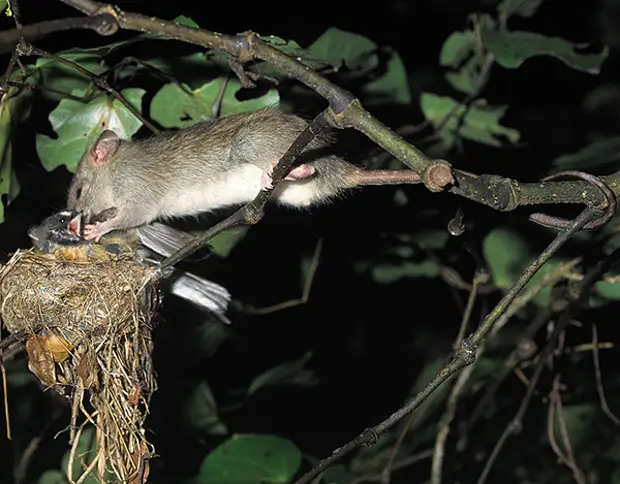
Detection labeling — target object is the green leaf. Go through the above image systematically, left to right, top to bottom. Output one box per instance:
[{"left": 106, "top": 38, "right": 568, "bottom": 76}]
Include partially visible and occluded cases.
[
  {"left": 1, "top": 0, "right": 8, "bottom": 14},
  {"left": 498, "top": 0, "right": 547, "bottom": 19},
  {"left": 174, "top": 15, "right": 199, "bottom": 28},
  {"left": 309, "top": 27, "right": 378, "bottom": 71},
  {"left": 308, "top": 28, "right": 410, "bottom": 106},
  {"left": 482, "top": 30, "right": 609, "bottom": 74},
  {"left": 440, "top": 31, "right": 476, "bottom": 68},
  {"left": 247, "top": 35, "right": 330, "bottom": 77},
  {"left": 261, "top": 35, "right": 303, "bottom": 55},
  {"left": 359, "top": 47, "right": 411, "bottom": 106},
  {"left": 35, "top": 50, "right": 108, "bottom": 101},
  {"left": 121, "top": 52, "right": 217, "bottom": 85},
  {"left": 444, "top": 53, "right": 489, "bottom": 95},
  {"left": 445, "top": 70, "right": 478, "bottom": 95},
  {"left": 150, "top": 79, "right": 280, "bottom": 129},
  {"left": 0, "top": 88, "right": 30, "bottom": 223},
  {"left": 35, "top": 88, "right": 145, "bottom": 172},
  {"left": 420, "top": 93, "right": 520, "bottom": 147},
  {"left": 552, "top": 136, "right": 620, "bottom": 171},
  {"left": 209, "top": 227, "right": 251, "bottom": 258},
  {"left": 482, "top": 227, "right": 566, "bottom": 307},
  {"left": 483, "top": 227, "right": 530, "bottom": 289},
  {"left": 411, "top": 229, "right": 451, "bottom": 250},
  {"left": 371, "top": 260, "right": 439, "bottom": 284},
  {"left": 593, "top": 280, "right": 620, "bottom": 301},
  {"left": 184, "top": 318, "right": 232, "bottom": 359},
  {"left": 248, "top": 352, "right": 318, "bottom": 396},
  {"left": 184, "top": 381, "right": 228, "bottom": 436},
  {"left": 549, "top": 404, "right": 596, "bottom": 450},
  {"left": 60, "top": 427, "right": 115, "bottom": 483},
  {"left": 198, "top": 434, "right": 301, "bottom": 484},
  {"left": 37, "top": 470, "right": 65, "bottom": 484}
]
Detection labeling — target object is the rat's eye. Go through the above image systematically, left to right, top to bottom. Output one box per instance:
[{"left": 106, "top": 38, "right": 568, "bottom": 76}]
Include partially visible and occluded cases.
[{"left": 58, "top": 216, "right": 67, "bottom": 224}]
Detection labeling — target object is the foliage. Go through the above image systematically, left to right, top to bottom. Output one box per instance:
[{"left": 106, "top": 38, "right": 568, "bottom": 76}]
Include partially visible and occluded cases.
[{"left": 1, "top": 1, "right": 620, "bottom": 484}]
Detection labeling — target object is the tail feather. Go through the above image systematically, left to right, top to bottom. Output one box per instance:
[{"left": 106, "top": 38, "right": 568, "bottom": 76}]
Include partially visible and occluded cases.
[{"left": 136, "top": 223, "right": 232, "bottom": 324}]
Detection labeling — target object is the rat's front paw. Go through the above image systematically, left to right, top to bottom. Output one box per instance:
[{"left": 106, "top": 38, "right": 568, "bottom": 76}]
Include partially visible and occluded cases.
[
  {"left": 260, "top": 168, "right": 275, "bottom": 191},
  {"left": 83, "top": 223, "right": 104, "bottom": 242}
]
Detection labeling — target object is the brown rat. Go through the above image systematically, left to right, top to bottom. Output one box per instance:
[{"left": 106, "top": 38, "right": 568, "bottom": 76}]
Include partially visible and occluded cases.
[{"left": 67, "top": 107, "right": 422, "bottom": 241}]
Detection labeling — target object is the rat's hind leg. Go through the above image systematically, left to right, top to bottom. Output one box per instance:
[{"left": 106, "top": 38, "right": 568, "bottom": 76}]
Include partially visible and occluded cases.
[{"left": 260, "top": 162, "right": 316, "bottom": 190}]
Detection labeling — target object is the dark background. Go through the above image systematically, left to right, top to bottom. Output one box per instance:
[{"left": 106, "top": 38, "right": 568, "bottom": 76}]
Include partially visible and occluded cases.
[{"left": 1, "top": 0, "right": 618, "bottom": 482}]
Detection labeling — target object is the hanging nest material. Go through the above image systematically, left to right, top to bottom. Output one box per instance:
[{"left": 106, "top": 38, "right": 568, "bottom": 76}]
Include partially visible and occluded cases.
[{"left": 0, "top": 248, "right": 162, "bottom": 484}]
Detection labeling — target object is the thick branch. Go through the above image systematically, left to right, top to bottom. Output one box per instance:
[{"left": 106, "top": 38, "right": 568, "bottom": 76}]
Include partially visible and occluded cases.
[
  {"left": 52, "top": 0, "right": 439, "bottom": 181},
  {"left": 0, "top": 2, "right": 616, "bottom": 211},
  {"left": 0, "top": 15, "right": 117, "bottom": 54},
  {"left": 448, "top": 171, "right": 620, "bottom": 212}
]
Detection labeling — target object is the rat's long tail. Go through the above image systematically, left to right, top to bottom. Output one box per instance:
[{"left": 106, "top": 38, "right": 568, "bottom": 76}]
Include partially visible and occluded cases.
[{"left": 137, "top": 223, "right": 232, "bottom": 324}]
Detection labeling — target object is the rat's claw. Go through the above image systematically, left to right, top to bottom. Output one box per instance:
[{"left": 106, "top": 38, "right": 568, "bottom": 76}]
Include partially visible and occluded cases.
[
  {"left": 260, "top": 168, "right": 275, "bottom": 191},
  {"left": 83, "top": 223, "right": 103, "bottom": 243}
]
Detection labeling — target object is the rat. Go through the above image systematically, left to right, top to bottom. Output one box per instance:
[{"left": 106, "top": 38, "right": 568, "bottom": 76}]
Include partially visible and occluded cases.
[
  {"left": 66, "top": 107, "right": 422, "bottom": 241},
  {"left": 27, "top": 210, "right": 232, "bottom": 322}
]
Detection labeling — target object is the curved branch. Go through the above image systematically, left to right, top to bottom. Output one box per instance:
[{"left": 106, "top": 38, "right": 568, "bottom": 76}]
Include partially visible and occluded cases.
[
  {"left": 0, "top": 2, "right": 605, "bottom": 213},
  {"left": 0, "top": 14, "right": 117, "bottom": 54}
]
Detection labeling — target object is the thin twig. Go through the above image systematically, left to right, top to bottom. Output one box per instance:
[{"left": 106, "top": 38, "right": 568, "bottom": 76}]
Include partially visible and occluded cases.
[
  {"left": 0, "top": 15, "right": 118, "bottom": 55},
  {"left": 15, "top": 41, "right": 159, "bottom": 134},
  {"left": 294, "top": 207, "right": 598, "bottom": 484},
  {"left": 244, "top": 238, "right": 324, "bottom": 315},
  {"left": 476, "top": 245, "right": 620, "bottom": 484},
  {"left": 430, "top": 270, "right": 483, "bottom": 484},
  {"left": 465, "top": 309, "right": 551, "bottom": 434},
  {"left": 591, "top": 324, "right": 620, "bottom": 425},
  {"left": 1, "top": 356, "right": 10, "bottom": 440},
  {"left": 548, "top": 376, "right": 586, "bottom": 484},
  {"left": 14, "top": 407, "right": 62, "bottom": 484},
  {"left": 350, "top": 449, "right": 434, "bottom": 484}
]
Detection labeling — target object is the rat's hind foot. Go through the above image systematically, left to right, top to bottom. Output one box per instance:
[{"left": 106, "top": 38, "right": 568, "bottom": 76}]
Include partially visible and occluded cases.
[{"left": 285, "top": 163, "right": 316, "bottom": 181}]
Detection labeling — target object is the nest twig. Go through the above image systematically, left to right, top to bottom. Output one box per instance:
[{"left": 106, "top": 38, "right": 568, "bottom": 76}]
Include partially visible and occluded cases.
[{"left": 0, "top": 248, "right": 162, "bottom": 484}]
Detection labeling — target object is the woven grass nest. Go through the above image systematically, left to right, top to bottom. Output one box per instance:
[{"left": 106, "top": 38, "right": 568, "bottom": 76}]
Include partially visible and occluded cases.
[{"left": 0, "top": 247, "right": 162, "bottom": 484}]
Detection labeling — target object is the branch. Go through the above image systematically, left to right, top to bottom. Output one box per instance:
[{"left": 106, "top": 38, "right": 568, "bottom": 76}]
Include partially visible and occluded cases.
[
  {"left": 44, "top": 0, "right": 470, "bottom": 194},
  {"left": 2, "top": 3, "right": 620, "bottom": 217},
  {"left": 0, "top": 14, "right": 117, "bottom": 55},
  {"left": 14, "top": 41, "right": 160, "bottom": 134},
  {"left": 292, "top": 206, "right": 599, "bottom": 484},
  {"left": 476, "top": 245, "right": 620, "bottom": 484}
]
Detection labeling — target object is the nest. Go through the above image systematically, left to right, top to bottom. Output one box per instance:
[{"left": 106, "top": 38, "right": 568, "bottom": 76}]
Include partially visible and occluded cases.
[{"left": 0, "top": 248, "right": 162, "bottom": 484}]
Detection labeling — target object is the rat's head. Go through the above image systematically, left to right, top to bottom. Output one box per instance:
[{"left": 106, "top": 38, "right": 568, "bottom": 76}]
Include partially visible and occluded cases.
[{"left": 67, "top": 130, "right": 121, "bottom": 217}]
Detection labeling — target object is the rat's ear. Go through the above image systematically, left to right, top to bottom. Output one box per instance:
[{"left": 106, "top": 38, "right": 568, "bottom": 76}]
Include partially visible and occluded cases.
[
  {"left": 89, "top": 130, "right": 121, "bottom": 167},
  {"left": 284, "top": 163, "right": 316, "bottom": 181}
]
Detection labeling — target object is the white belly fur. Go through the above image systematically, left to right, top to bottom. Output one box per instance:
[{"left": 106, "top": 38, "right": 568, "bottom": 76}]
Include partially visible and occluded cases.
[
  {"left": 162, "top": 163, "right": 264, "bottom": 217},
  {"left": 274, "top": 180, "right": 324, "bottom": 207}
]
